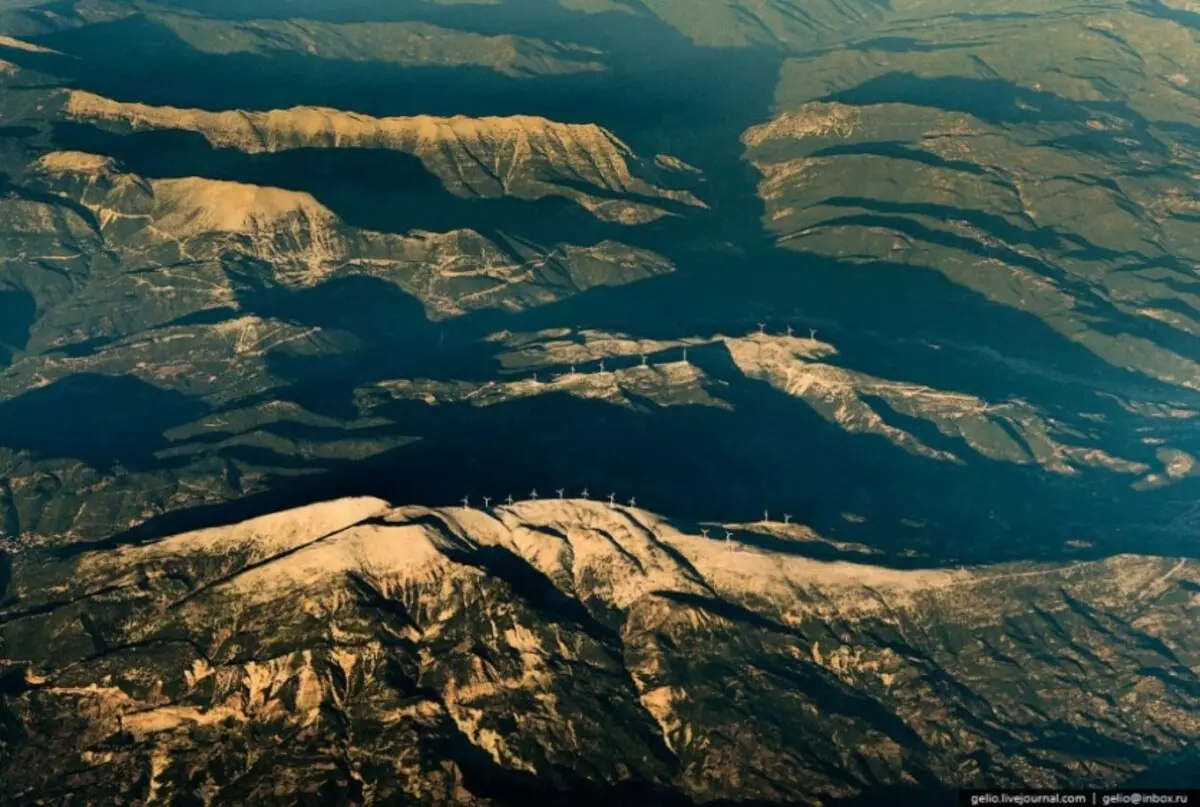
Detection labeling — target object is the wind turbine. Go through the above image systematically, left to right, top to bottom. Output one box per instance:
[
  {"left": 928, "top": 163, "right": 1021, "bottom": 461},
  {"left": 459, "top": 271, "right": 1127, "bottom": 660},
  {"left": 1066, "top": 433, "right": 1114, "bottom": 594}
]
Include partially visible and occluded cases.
[
  {"left": 757, "top": 321, "right": 766, "bottom": 335},
  {"left": 786, "top": 325, "right": 794, "bottom": 337},
  {"left": 809, "top": 327, "right": 818, "bottom": 340},
  {"left": 681, "top": 346, "right": 688, "bottom": 362},
  {"left": 640, "top": 353, "right": 648, "bottom": 367},
  {"left": 599, "top": 359, "right": 606, "bottom": 372},
  {"left": 570, "top": 364, "right": 576, "bottom": 375},
  {"left": 581, "top": 487, "right": 590, "bottom": 500},
  {"left": 530, "top": 488, "right": 539, "bottom": 500},
  {"left": 556, "top": 488, "right": 565, "bottom": 499},
  {"left": 607, "top": 493, "right": 616, "bottom": 506},
  {"left": 505, "top": 494, "right": 514, "bottom": 505},
  {"left": 461, "top": 495, "right": 470, "bottom": 508},
  {"left": 628, "top": 495, "right": 637, "bottom": 507},
  {"left": 482, "top": 496, "right": 492, "bottom": 508},
  {"left": 763, "top": 509, "right": 770, "bottom": 523},
  {"left": 783, "top": 513, "right": 792, "bottom": 524},
  {"left": 701, "top": 527, "right": 710, "bottom": 538},
  {"left": 724, "top": 529, "right": 734, "bottom": 551}
]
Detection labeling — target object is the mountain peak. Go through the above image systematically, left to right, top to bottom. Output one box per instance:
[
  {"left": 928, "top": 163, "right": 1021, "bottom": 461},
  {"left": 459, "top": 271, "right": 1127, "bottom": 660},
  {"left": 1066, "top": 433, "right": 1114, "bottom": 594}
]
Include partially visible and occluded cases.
[{"left": 3, "top": 496, "right": 1196, "bottom": 802}]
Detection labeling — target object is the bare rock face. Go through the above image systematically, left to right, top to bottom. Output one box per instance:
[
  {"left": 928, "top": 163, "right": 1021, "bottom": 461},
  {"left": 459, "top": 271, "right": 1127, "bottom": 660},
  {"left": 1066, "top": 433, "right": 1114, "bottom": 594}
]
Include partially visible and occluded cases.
[
  {"left": 1, "top": 2, "right": 1199, "bottom": 803},
  {"left": 0, "top": 79, "right": 688, "bottom": 551},
  {"left": 61, "top": 91, "right": 707, "bottom": 225},
  {"left": 22, "top": 147, "right": 678, "bottom": 319},
  {"left": 0, "top": 153, "right": 677, "bottom": 416},
  {"left": 2, "top": 498, "right": 1196, "bottom": 804}
]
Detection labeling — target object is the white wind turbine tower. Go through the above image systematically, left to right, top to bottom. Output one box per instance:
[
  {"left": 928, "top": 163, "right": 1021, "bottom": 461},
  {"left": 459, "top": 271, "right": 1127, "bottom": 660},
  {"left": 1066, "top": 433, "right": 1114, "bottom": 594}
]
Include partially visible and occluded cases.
[
  {"left": 757, "top": 321, "right": 766, "bottom": 335},
  {"left": 786, "top": 325, "right": 794, "bottom": 337},
  {"left": 809, "top": 327, "right": 818, "bottom": 340},
  {"left": 681, "top": 346, "right": 688, "bottom": 363},
  {"left": 640, "top": 353, "right": 648, "bottom": 367},
  {"left": 599, "top": 359, "right": 606, "bottom": 373},
  {"left": 581, "top": 487, "right": 590, "bottom": 500},
  {"left": 530, "top": 488, "right": 539, "bottom": 500},
  {"left": 556, "top": 488, "right": 565, "bottom": 499},
  {"left": 607, "top": 493, "right": 617, "bottom": 506},
  {"left": 505, "top": 494, "right": 514, "bottom": 505},
  {"left": 460, "top": 495, "right": 470, "bottom": 508},
  {"left": 628, "top": 495, "right": 637, "bottom": 507},
  {"left": 482, "top": 496, "right": 492, "bottom": 508},
  {"left": 763, "top": 508, "right": 769, "bottom": 523},
  {"left": 783, "top": 513, "right": 792, "bottom": 524},
  {"left": 701, "top": 527, "right": 710, "bottom": 538},
  {"left": 724, "top": 529, "right": 734, "bottom": 551}
]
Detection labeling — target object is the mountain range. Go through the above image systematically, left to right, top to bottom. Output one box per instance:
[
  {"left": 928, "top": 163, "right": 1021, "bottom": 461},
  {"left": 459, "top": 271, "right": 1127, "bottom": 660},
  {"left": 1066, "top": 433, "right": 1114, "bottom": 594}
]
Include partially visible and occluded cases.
[{"left": 0, "top": 0, "right": 1198, "bottom": 803}]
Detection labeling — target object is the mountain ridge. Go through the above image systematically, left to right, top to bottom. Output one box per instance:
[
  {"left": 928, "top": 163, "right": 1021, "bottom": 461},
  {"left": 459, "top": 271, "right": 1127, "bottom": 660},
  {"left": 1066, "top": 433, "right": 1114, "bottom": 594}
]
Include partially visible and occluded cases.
[
  {"left": 0, "top": 2, "right": 1199, "bottom": 800},
  {"left": 60, "top": 89, "right": 708, "bottom": 223},
  {"left": 1, "top": 496, "right": 1196, "bottom": 804}
]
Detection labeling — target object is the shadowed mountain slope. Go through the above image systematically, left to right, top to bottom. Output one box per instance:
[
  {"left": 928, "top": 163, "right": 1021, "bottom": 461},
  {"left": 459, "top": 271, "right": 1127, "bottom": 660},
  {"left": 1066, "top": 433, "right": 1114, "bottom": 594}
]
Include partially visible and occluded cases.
[{"left": 0, "top": 0, "right": 1198, "bottom": 801}]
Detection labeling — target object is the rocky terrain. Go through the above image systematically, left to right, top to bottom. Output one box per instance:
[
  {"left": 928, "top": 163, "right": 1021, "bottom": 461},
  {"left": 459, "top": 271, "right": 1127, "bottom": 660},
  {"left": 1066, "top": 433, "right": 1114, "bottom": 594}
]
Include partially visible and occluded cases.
[
  {"left": 0, "top": 0, "right": 1198, "bottom": 802},
  {"left": 744, "top": 7, "right": 1200, "bottom": 393},
  {"left": 58, "top": 90, "right": 705, "bottom": 224},
  {"left": 2, "top": 497, "right": 1198, "bottom": 805}
]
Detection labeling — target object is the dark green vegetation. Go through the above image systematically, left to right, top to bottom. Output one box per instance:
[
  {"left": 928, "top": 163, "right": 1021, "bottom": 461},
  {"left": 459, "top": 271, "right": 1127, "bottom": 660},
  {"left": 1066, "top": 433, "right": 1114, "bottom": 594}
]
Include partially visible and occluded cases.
[{"left": 0, "top": 0, "right": 1198, "bottom": 802}]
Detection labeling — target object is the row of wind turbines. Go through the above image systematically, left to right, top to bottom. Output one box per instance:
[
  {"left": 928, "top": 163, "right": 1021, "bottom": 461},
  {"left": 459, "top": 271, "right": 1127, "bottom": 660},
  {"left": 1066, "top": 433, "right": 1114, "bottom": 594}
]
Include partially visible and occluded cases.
[
  {"left": 473, "top": 320, "right": 821, "bottom": 551},
  {"left": 526, "top": 322, "right": 820, "bottom": 382},
  {"left": 760, "top": 322, "right": 819, "bottom": 340},
  {"left": 459, "top": 489, "right": 635, "bottom": 509},
  {"left": 456, "top": 492, "right": 797, "bottom": 552}
]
